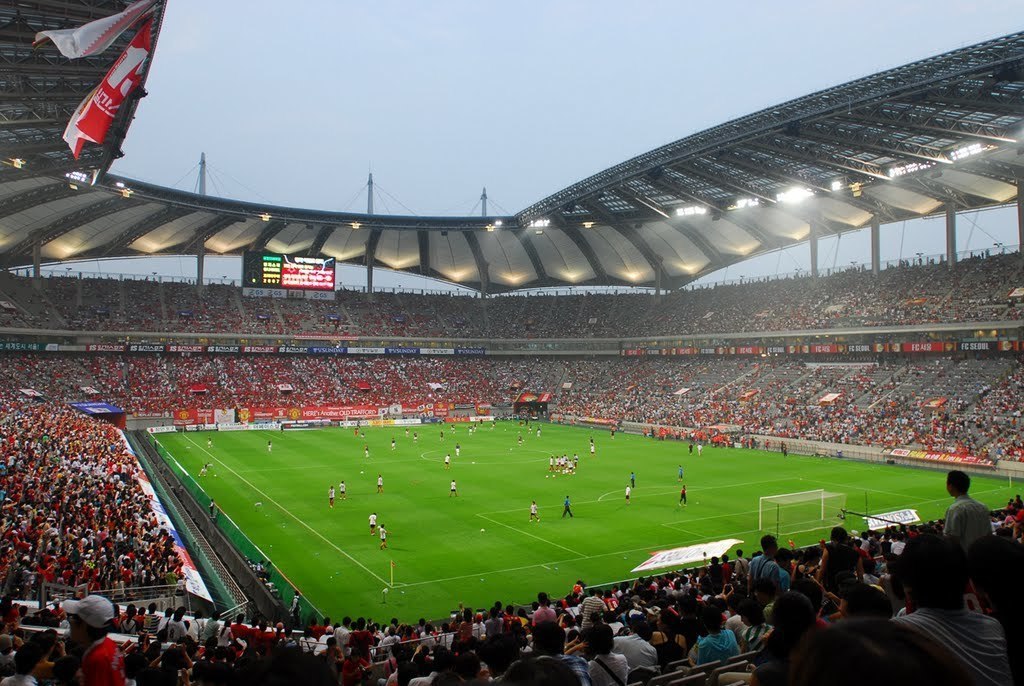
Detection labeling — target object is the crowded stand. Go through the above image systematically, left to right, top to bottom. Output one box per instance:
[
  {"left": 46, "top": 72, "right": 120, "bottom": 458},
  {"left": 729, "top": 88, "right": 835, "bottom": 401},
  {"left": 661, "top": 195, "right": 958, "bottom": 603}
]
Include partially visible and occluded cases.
[
  {"left": 1, "top": 252, "right": 1021, "bottom": 339},
  {"left": 0, "top": 352, "right": 1022, "bottom": 462},
  {"left": 0, "top": 403, "right": 185, "bottom": 599},
  {"left": 0, "top": 479, "right": 1020, "bottom": 686}
]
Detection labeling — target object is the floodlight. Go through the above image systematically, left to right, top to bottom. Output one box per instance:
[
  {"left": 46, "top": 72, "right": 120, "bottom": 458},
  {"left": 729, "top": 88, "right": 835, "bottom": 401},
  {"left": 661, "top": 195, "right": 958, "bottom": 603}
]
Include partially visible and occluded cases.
[
  {"left": 830, "top": 180, "right": 843, "bottom": 191},
  {"left": 776, "top": 188, "right": 813, "bottom": 204}
]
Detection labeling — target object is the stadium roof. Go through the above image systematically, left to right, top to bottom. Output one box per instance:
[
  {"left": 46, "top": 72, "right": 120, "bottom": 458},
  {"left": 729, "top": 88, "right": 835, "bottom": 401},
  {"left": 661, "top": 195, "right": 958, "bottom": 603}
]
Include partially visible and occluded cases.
[{"left": 1, "top": 9, "right": 1023, "bottom": 292}]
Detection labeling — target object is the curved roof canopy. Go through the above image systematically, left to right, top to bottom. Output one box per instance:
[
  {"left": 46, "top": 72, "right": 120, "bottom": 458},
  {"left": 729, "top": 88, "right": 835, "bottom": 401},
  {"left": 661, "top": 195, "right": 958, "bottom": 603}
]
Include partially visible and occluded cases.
[{"left": 1, "top": 6, "right": 1023, "bottom": 292}]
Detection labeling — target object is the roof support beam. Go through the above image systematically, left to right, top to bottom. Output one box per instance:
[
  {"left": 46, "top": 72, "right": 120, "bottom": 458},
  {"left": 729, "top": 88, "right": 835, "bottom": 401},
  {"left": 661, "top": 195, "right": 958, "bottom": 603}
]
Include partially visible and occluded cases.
[
  {"left": 914, "top": 94, "right": 1024, "bottom": 117},
  {"left": 839, "top": 110, "right": 1017, "bottom": 144},
  {"left": 795, "top": 124, "right": 952, "bottom": 165},
  {"left": 750, "top": 138, "right": 890, "bottom": 181},
  {"left": 719, "top": 149, "right": 896, "bottom": 221},
  {"left": 673, "top": 161, "right": 778, "bottom": 206},
  {"left": 0, "top": 181, "right": 76, "bottom": 220},
  {"left": 4, "top": 196, "right": 141, "bottom": 261},
  {"left": 579, "top": 200, "right": 663, "bottom": 280},
  {"left": 99, "top": 205, "right": 194, "bottom": 256},
  {"left": 181, "top": 215, "right": 244, "bottom": 254},
  {"left": 248, "top": 219, "right": 288, "bottom": 252},
  {"left": 557, "top": 221, "right": 608, "bottom": 283},
  {"left": 308, "top": 224, "right": 333, "bottom": 255},
  {"left": 514, "top": 229, "right": 548, "bottom": 281},
  {"left": 417, "top": 231, "right": 430, "bottom": 276},
  {"left": 463, "top": 231, "right": 489, "bottom": 294}
]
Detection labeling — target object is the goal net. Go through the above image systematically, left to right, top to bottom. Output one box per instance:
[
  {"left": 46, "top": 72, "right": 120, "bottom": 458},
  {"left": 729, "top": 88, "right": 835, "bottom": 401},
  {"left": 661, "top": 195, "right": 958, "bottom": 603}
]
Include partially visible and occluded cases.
[{"left": 759, "top": 489, "right": 847, "bottom": 537}]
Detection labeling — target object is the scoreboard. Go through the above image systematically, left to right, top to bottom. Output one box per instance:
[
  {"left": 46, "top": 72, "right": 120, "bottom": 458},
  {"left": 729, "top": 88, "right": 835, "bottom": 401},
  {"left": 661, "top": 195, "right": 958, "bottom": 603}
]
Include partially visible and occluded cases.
[{"left": 242, "top": 251, "right": 335, "bottom": 292}]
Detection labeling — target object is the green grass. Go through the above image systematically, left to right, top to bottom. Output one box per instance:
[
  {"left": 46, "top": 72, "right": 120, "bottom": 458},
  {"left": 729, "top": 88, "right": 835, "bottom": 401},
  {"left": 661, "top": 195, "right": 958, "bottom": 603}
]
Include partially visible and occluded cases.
[{"left": 155, "top": 423, "right": 1014, "bottom": 620}]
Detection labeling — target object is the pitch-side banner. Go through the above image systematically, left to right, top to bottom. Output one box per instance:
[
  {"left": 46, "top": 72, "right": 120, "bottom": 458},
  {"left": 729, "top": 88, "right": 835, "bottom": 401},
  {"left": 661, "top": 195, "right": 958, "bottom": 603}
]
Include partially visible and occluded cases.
[
  {"left": 888, "top": 448, "right": 995, "bottom": 468},
  {"left": 863, "top": 509, "right": 920, "bottom": 531},
  {"left": 631, "top": 538, "right": 743, "bottom": 573}
]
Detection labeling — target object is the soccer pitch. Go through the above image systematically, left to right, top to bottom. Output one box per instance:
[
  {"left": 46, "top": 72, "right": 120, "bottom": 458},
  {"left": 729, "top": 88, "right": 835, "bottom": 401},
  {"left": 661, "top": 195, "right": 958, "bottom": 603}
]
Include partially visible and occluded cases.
[{"left": 155, "top": 423, "right": 1014, "bottom": 620}]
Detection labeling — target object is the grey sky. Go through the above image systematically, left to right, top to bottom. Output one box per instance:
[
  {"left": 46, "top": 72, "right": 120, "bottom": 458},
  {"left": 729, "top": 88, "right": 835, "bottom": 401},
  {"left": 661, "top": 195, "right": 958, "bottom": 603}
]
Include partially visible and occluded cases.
[{"left": 91, "top": 1, "right": 1024, "bottom": 290}]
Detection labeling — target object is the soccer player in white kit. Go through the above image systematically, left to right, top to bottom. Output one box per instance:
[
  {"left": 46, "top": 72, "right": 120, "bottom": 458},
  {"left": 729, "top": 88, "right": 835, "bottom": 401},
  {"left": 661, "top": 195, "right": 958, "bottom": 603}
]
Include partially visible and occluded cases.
[
  {"left": 207, "top": 437, "right": 212, "bottom": 449},
  {"left": 391, "top": 438, "right": 396, "bottom": 451},
  {"left": 267, "top": 439, "right": 273, "bottom": 453},
  {"left": 589, "top": 442, "right": 595, "bottom": 456},
  {"left": 697, "top": 443, "right": 704, "bottom": 457},
  {"left": 455, "top": 444, "right": 461, "bottom": 458},
  {"left": 365, "top": 445, "right": 370, "bottom": 459},
  {"left": 444, "top": 454, "right": 451, "bottom": 470},
  {"left": 549, "top": 456, "right": 555, "bottom": 472},
  {"left": 377, "top": 474, "right": 384, "bottom": 493},
  {"left": 450, "top": 480, "right": 458, "bottom": 497},
  {"left": 339, "top": 481, "right": 346, "bottom": 500},
  {"left": 625, "top": 485, "right": 631, "bottom": 504},
  {"left": 329, "top": 486, "right": 335, "bottom": 508},
  {"left": 530, "top": 501, "right": 540, "bottom": 523},
  {"left": 369, "top": 512, "right": 377, "bottom": 535},
  {"left": 379, "top": 525, "right": 388, "bottom": 549}
]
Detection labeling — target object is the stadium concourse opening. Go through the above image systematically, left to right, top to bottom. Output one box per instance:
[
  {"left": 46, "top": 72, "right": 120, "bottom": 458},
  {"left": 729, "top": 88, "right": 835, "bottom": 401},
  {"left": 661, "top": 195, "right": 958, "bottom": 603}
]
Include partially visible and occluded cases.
[
  {"left": 1, "top": 5, "right": 1024, "bottom": 683},
  {"left": 513, "top": 391, "right": 551, "bottom": 418}
]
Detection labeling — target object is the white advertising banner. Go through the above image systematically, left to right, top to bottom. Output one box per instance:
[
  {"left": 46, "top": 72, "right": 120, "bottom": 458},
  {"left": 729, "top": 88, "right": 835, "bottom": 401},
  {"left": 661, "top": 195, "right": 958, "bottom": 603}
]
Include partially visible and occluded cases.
[
  {"left": 863, "top": 509, "right": 920, "bottom": 531},
  {"left": 631, "top": 538, "right": 742, "bottom": 573}
]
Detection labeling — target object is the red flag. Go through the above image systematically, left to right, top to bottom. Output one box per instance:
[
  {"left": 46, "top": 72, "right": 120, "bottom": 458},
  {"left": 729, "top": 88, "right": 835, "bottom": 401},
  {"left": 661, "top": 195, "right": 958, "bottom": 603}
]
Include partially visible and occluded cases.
[{"left": 64, "top": 20, "right": 152, "bottom": 158}]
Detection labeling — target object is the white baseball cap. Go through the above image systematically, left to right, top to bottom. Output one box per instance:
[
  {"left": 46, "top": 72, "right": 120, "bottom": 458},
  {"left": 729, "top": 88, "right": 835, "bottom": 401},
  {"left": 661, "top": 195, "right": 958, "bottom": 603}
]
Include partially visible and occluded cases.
[{"left": 63, "top": 595, "right": 116, "bottom": 629}]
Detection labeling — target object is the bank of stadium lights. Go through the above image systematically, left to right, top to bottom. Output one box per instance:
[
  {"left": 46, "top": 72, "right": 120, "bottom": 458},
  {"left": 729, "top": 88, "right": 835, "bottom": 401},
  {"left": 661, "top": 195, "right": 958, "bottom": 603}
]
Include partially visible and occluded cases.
[
  {"left": 949, "top": 142, "right": 989, "bottom": 161},
  {"left": 9, "top": 158, "right": 25, "bottom": 169},
  {"left": 887, "top": 161, "right": 934, "bottom": 178},
  {"left": 64, "top": 170, "right": 91, "bottom": 189},
  {"left": 830, "top": 180, "right": 843, "bottom": 191},
  {"left": 776, "top": 187, "right": 814, "bottom": 204},
  {"left": 734, "top": 198, "right": 759, "bottom": 210},
  {"left": 675, "top": 206, "right": 707, "bottom": 217},
  {"left": 259, "top": 213, "right": 272, "bottom": 222},
  {"left": 528, "top": 219, "right": 550, "bottom": 229},
  {"left": 494, "top": 220, "right": 503, "bottom": 227},
  {"left": 582, "top": 221, "right": 595, "bottom": 229},
  {"left": 350, "top": 222, "right": 361, "bottom": 229},
  {"left": 484, "top": 225, "right": 495, "bottom": 232}
]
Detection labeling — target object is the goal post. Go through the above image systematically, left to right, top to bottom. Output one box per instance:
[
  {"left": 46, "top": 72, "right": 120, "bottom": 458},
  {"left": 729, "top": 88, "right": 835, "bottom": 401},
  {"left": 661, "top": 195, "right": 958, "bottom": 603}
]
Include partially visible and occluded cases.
[{"left": 759, "top": 489, "right": 847, "bottom": 537}]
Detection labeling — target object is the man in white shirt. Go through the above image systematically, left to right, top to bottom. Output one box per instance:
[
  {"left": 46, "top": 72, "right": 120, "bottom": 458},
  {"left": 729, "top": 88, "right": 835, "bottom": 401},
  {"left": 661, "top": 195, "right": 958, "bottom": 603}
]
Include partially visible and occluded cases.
[
  {"left": 334, "top": 617, "right": 351, "bottom": 656},
  {"left": 612, "top": 623, "right": 659, "bottom": 673}
]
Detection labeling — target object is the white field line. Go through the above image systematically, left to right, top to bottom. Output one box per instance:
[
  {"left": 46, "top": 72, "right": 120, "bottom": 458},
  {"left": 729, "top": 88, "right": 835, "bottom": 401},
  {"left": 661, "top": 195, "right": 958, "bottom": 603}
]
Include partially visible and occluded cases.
[
  {"left": 182, "top": 436, "right": 390, "bottom": 586},
  {"left": 475, "top": 513, "right": 585, "bottom": 557}
]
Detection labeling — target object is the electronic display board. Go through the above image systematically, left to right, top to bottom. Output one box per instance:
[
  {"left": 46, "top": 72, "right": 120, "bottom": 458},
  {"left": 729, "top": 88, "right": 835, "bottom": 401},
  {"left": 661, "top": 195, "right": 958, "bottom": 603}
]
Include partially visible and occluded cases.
[{"left": 243, "top": 251, "right": 335, "bottom": 291}]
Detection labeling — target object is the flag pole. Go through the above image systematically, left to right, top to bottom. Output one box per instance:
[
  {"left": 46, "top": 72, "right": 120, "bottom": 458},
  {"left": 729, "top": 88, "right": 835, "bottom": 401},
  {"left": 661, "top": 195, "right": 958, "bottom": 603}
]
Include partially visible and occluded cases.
[{"left": 390, "top": 561, "right": 394, "bottom": 588}]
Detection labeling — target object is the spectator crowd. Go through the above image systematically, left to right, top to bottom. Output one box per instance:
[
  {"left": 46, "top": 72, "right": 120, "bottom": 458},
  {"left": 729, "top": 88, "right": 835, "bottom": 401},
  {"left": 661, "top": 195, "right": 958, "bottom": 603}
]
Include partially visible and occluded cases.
[
  {"left": 1, "top": 251, "right": 1021, "bottom": 338},
  {"left": 0, "top": 469, "right": 1020, "bottom": 686}
]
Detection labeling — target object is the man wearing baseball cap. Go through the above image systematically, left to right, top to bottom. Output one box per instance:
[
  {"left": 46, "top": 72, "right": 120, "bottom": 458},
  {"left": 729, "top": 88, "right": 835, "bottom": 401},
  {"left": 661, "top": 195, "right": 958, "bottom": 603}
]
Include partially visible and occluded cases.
[{"left": 64, "top": 595, "right": 125, "bottom": 686}]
